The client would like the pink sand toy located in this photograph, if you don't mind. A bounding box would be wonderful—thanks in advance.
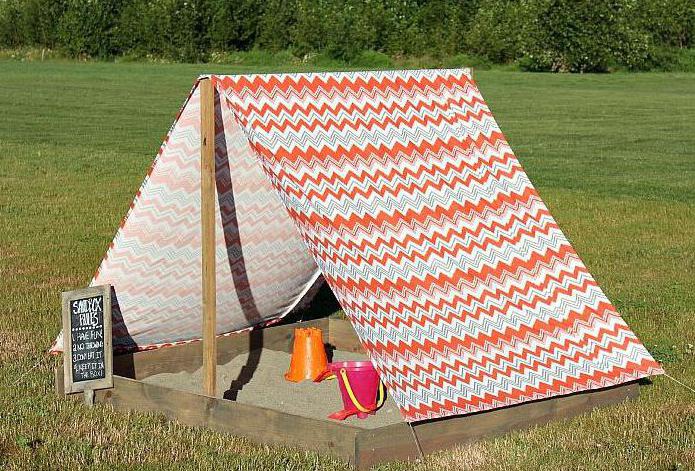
[314,361,385,420]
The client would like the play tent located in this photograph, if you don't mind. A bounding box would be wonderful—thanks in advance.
[53,68,662,422]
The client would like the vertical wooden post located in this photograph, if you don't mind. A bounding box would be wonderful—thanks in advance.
[200,78,217,397]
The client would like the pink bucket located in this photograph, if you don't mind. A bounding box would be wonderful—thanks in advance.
[314,361,385,420]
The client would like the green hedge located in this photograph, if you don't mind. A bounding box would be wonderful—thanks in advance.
[117,0,211,62]
[0,0,693,71]
[520,0,654,72]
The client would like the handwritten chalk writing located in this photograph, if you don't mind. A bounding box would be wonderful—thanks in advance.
[69,295,106,382]
[72,350,103,362]
[71,297,103,327]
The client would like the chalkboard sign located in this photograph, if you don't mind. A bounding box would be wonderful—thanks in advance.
[62,285,113,394]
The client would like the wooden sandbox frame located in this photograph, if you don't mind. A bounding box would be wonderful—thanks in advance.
[55,78,646,468]
[56,316,645,469]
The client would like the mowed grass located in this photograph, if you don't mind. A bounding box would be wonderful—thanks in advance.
[0,61,694,470]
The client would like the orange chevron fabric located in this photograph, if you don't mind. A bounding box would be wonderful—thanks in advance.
[214,69,662,421]
[53,69,662,422]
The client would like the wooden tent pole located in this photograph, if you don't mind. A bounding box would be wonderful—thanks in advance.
[200,77,217,397]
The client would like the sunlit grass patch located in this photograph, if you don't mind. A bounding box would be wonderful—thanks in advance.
[0,61,693,470]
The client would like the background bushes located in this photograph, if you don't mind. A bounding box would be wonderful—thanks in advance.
[466,0,529,63]
[518,0,654,72]
[0,0,693,71]
[57,0,123,58]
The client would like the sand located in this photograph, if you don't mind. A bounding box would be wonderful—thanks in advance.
[142,349,403,429]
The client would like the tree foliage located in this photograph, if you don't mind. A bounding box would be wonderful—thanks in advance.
[0,0,693,71]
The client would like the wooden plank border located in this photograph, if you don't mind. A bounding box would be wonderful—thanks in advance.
[354,380,643,468]
[56,318,648,469]
[112,318,329,380]
[328,317,364,354]
[56,367,362,464]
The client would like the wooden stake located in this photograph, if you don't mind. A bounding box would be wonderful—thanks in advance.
[200,78,217,397]
[83,389,95,407]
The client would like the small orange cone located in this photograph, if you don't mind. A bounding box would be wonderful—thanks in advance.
[284,327,328,382]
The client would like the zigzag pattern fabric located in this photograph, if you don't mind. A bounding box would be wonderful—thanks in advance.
[52,82,321,353]
[214,69,662,421]
[53,68,661,422]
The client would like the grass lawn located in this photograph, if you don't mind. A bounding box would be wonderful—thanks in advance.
[1,60,694,470]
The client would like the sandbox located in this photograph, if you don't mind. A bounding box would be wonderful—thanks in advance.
[143,348,403,429]
[53,70,658,468]
[56,317,645,469]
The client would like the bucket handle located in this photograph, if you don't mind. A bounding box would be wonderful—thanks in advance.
[339,368,385,413]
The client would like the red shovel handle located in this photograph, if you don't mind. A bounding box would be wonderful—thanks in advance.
[313,369,336,382]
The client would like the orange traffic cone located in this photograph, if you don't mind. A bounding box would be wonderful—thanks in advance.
[284,327,328,382]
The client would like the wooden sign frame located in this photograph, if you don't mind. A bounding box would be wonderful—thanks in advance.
[62,285,113,394]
